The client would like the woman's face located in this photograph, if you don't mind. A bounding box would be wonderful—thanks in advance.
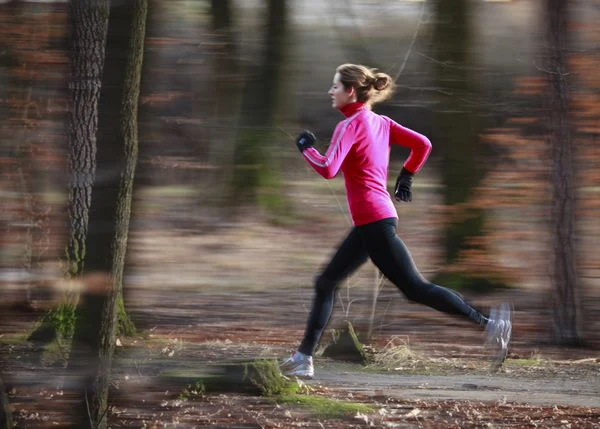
[328,72,356,110]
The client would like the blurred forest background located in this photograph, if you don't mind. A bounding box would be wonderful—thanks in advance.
[0,0,599,427]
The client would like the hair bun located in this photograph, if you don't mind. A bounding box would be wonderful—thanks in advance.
[374,73,391,91]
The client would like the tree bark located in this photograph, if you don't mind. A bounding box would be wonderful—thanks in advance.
[545,0,582,345]
[113,0,147,336]
[68,1,147,427]
[66,0,110,278]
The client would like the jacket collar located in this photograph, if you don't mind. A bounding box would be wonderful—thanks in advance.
[339,101,367,118]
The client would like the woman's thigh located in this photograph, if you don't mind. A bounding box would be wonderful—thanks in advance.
[319,227,370,284]
[359,220,426,288]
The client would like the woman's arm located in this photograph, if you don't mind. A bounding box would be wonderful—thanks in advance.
[302,120,356,179]
[387,118,432,173]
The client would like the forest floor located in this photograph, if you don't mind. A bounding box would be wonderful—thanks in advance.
[2,284,600,428]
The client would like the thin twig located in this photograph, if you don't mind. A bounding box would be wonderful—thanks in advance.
[533,60,571,77]
[416,52,487,72]
[394,0,428,82]
[84,388,94,428]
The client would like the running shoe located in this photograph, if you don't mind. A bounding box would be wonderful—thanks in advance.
[485,303,513,371]
[279,351,314,378]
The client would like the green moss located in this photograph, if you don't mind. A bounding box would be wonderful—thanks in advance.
[179,381,206,400]
[277,394,374,419]
[28,302,77,343]
[244,359,296,396]
[117,296,136,337]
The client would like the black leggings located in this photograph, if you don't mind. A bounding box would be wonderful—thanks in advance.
[298,217,486,356]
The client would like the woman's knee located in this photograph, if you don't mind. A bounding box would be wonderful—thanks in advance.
[396,278,434,303]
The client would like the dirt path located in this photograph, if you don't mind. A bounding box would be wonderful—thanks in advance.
[309,362,600,408]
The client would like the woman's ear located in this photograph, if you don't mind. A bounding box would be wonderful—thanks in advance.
[347,86,357,101]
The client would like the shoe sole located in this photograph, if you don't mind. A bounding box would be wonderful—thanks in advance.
[283,370,314,379]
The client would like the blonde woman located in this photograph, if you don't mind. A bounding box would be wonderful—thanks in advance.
[281,64,512,378]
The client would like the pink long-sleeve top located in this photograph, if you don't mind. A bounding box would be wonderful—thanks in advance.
[302,101,432,226]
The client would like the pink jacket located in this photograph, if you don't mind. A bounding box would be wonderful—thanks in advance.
[302,102,431,226]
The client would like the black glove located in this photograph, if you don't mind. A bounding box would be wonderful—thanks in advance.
[296,130,316,153]
[394,167,414,202]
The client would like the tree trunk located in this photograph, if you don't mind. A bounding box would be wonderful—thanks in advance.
[67,1,111,422]
[545,0,582,345]
[203,0,241,213]
[210,0,232,29]
[0,376,12,429]
[68,1,147,427]
[231,0,287,211]
[432,0,486,264]
[27,0,109,346]
[113,0,147,336]
[66,0,110,279]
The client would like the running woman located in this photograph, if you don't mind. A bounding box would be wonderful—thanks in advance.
[280,64,512,378]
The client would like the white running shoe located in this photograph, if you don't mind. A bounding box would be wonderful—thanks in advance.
[279,351,314,379]
[485,303,513,371]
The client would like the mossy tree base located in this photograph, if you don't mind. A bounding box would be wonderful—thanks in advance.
[162,359,298,397]
[322,321,370,364]
[27,298,136,352]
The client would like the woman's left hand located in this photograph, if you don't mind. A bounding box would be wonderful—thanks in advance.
[394,167,414,202]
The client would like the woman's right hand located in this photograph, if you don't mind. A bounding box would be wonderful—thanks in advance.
[296,130,316,152]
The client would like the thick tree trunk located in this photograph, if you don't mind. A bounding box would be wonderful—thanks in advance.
[66,0,110,278]
[545,0,582,345]
[69,1,147,427]
[432,0,486,264]
[0,376,12,429]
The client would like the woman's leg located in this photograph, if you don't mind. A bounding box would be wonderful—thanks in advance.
[298,227,369,356]
[358,218,487,326]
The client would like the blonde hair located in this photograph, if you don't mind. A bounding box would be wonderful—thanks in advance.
[336,63,395,105]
